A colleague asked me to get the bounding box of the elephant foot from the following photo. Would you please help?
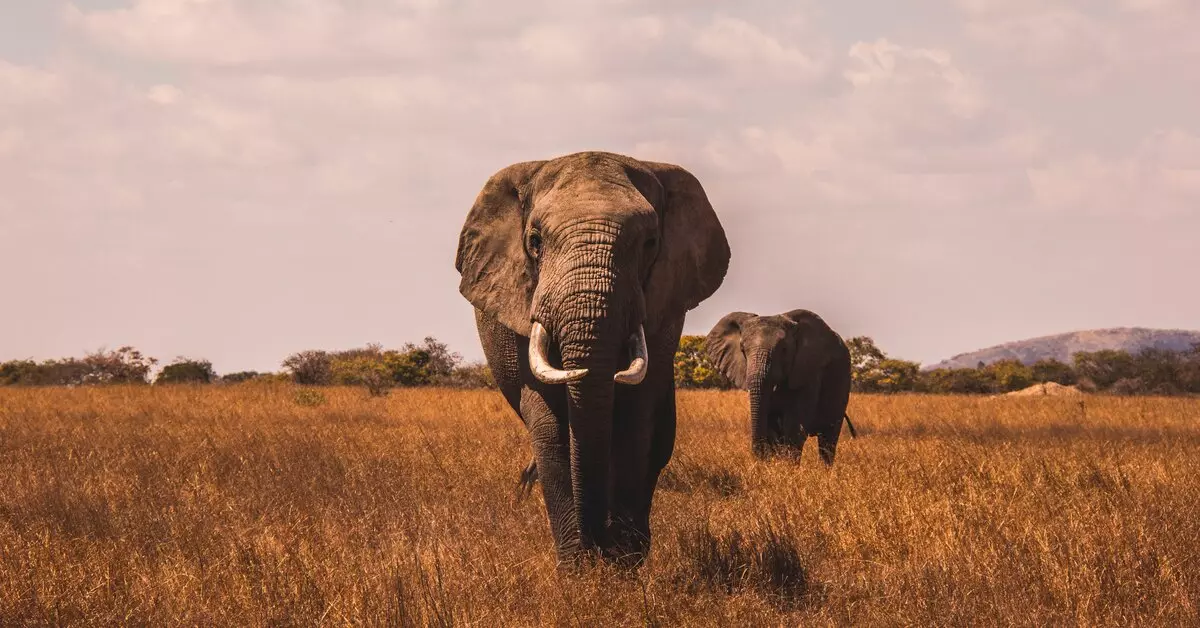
[552,526,649,572]
[752,441,804,463]
[555,543,608,573]
[605,529,651,571]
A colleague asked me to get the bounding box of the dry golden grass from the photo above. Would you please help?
[0,386,1197,626]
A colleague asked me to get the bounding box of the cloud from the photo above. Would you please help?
[2,1,1198,371]
[641,38,1046,215]
[1028,129,1200,217]
[691,15,828,82]
[957,0,1200,82]
[61,0,432,68]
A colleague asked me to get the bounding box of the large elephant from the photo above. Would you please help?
[705,309,857,464]
[454,151,730,567]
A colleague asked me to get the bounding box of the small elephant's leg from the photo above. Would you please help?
[766,398,786,448]
[813,358,852,467]
[816,431,839,466]
[780,383,820,458]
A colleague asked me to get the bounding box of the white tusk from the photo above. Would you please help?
[614,324,648,385]
[529,322,588,384]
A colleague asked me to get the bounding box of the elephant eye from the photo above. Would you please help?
[528,231,543,259]
[645,236,657,251]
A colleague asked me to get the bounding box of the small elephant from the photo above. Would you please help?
[454,151,730,567]
[705,309,857,463]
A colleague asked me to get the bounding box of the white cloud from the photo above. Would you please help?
[61,0,432,67]
[957,0,1200,82]
[1,1,1198,370]
[691,15,828,82]
[1028,129,1200,217]
[146,83,181,105]
[0,59,63,104]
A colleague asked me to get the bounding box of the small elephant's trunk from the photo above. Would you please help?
[746,349,773,457]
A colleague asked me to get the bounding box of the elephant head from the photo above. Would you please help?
[455,151,730,557]
[705,309,853,457]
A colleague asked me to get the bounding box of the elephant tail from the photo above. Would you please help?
[515,457,538,500]
[844,413,859,438]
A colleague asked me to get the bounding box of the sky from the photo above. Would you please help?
[1,0,1197,373]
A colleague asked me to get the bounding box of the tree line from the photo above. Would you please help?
[0,338,493,394]
[674,335,1200,396]
[3,335,1200,396]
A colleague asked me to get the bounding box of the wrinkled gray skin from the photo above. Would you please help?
[705,310,855,464]
[454,151,730,568]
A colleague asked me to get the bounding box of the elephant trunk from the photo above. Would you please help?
[531,223,643,558]
[557,296,628,557]
[746,348,773,457]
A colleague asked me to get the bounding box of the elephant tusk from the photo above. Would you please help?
[614,324,648,385]
[529,321,588,384]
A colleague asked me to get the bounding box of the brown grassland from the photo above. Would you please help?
[0,386,1197,626]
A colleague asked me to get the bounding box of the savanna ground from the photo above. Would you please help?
[0,386,1197,627]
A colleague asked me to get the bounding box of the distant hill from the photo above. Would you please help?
[925,327,1200,371]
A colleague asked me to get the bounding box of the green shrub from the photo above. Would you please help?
[674,335,731,389]
[434,362,497,389]
[292,389,327,407]
[155,358,216,385]
[331,355,394,396]
[281,350,333,385]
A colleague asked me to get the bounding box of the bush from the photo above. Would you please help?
[282,338,466,393]
[986,359,1034,392]
[0,360,39,386]
[1109,377,1146,396]
[434,362,497,389]
[921,368,996,394]
[292,389,327,407]
[1073,350,1137,390]
[155,358,216,385]
[403,337,461,380]
[331,355,394,396]
[281,350,333,385]
[221,371,263,384]
[674,335,732,389]
[1,347,159,386]
[1031,359,1076,386]
[856,358,922,393]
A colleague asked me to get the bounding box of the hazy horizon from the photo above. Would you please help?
[2,1,1197,374]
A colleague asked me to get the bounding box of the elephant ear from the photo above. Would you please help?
[781,309,826,390]
[454,160,547,337]
[705,312,756,389]
[642,161,731,333]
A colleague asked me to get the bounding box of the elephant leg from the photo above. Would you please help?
[814,359,852,467]
[607,322,682,568]
[474,308,524,419]
[475,308,542,493]
[766,392,787,448]
[781,381,820,458]
[520,384,577,562]
[816,431,839,466]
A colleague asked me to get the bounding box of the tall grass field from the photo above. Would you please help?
[0,386,1196,626]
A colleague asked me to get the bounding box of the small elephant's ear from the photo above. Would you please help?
[455,160,546,337]
[781,310,825,390]
[642,161,731,332]
[705,312,756,389]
